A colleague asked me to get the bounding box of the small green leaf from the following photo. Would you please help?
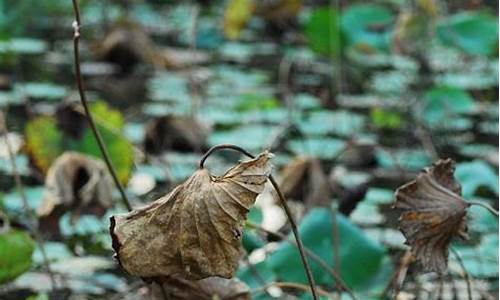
[0,229,35,284]
[25,117,63,174]
[370,108,403,129]
[305,7,341,56]
[437,12,499,56]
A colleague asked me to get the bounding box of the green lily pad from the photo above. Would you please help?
[299,110,365,137]
[452,233,498,278]
[341,3,394,52]
[0,229,35,284]
[15,82,67,101]
[267,208,386,288]
[0,38,48,55]
[3,186,45,215]
[370,108,403,129]
[437,11,499,56]
[422,86,476,125]
[288,138,345,160]
[376,148,431,171]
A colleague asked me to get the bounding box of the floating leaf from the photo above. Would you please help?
[0,229,35,284]
[267,207,386,288]
[376,148,431,171]
[422,86,476,125]
[304,7,341,56]
[394,159,470,273]
[111,152,273,280]
[341,3,394,52]
[0,38,48,55]
[287,138,345,160]
[452,233,498,278]
[370,108,403,129]
[437,12,499,56]
[455,160,499,197]
[15,82,67,101]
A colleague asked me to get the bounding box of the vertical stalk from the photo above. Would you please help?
[71,0,132,212]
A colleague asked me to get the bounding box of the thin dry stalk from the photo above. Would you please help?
[71,0,132,211]
[468,201,499,217]
[245,221,357,300]
[451,247,472,300]
[0,111,57,289]
[199,144,319,300]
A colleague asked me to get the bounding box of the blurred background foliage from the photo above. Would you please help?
[0,0,498,299]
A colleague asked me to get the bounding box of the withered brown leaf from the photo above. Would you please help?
[110,151,273,280]
[394,158,470,273]
[279,156,331,208]
[38,152,113,232]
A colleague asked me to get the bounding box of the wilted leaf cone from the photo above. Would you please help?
[394,158,470,273]
[110,151,273,280]
[38,152,114,220]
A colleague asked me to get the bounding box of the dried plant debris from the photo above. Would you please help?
[110,152,273,280]
[151,276,250,300]
[38,152,113,229]
[93,23,159,74]
[279,156,331,208]
[394,158,470,273]
[144,115,211,154]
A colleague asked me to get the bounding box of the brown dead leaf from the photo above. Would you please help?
[93,23,159,74]
[144,115,210,154]
[394,158,470,273]
[38,152,113,232]
[279,156,330,208]
[151,276,250,300]
[110,152,273,280]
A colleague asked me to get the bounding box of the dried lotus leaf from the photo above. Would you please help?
[394,158,470,273]
[38,152,113,219]
[110,151,273,280]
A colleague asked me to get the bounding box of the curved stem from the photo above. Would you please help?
[200,144,319,300]
[71,0,132,211]
[468,201,499,217]
[199,144,254,169]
